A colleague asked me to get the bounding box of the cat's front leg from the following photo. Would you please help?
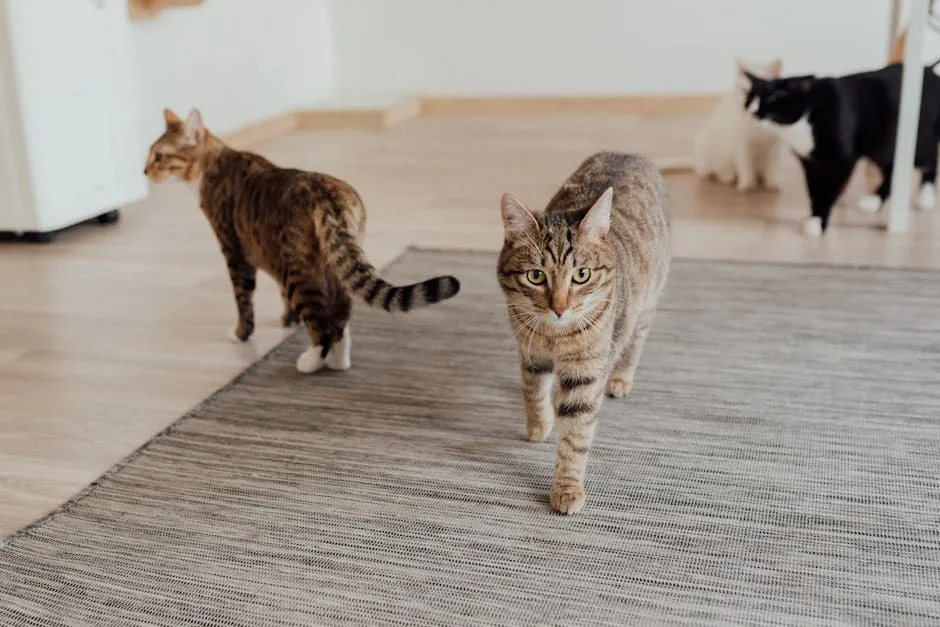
[550,362,607,515]
[225,257,257,342]
[801,160,853,235]
[733,142,758,191]
[519,356,555,442]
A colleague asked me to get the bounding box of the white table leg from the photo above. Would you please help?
[888,0,929,233]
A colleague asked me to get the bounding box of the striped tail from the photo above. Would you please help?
[316,214,460,312]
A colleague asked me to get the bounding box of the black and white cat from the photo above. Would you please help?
[743,61,940,235]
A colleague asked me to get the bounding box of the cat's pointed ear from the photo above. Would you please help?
[767,57,783,78]
[163,108,182,127]
[580,187,613,242]
[183,108,206,143]
[501,193,538,242]
[735,60,757,92]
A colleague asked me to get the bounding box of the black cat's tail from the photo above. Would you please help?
[315,205,460,313]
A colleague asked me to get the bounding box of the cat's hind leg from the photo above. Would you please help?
[917,165,936,210]
[290,270,354,373]
[325,325,352,371]
[858,164,891,214]
[286,275,331,373]
[324,286,353,371]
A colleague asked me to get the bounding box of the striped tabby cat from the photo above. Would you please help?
[144,108,459,373]
[498,152,671,514]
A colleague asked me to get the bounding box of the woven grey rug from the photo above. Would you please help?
[2,249,940,626]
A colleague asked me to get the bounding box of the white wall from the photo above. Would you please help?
[328,0,916,100]
[133,0,334,141]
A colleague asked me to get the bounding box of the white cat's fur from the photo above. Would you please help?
[694,58,786,191]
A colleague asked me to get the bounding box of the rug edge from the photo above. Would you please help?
[5,248,936,543]
[0,245,420,545]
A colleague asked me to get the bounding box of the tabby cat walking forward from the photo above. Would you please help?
[498,152,671,514]
[144,108,459,373]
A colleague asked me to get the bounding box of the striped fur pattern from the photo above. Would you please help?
[497,152,672,514]
[144,108,459,373]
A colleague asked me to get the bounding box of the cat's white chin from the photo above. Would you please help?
[542,312,581,328]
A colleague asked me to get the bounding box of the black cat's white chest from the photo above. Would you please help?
[768,117,815,158]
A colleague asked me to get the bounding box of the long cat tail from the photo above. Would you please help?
[315,213,460,312]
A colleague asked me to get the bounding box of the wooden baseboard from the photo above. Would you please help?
[222,94,713,149]
[222,112,299,150]
[294,97,421,132]
[382,97,422,127]
[419,94,720,116]
[128,0,204,21]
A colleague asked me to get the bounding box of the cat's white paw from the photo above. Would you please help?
[228,326,245,343]
[761,177,782,192]
[917,183,936,211]
[857,194,883,213]
[802,217,822,236]
[326,327,352,371]
[296,346,325,373]
[736,178,757,192]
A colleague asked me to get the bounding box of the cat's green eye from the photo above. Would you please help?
[525,269,547,285]
[572,268,592,284]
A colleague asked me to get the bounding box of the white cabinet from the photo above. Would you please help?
[0,0,147,240]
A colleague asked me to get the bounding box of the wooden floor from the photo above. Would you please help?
[2,113,939,536]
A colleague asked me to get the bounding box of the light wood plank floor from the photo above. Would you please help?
[2,113,938,536]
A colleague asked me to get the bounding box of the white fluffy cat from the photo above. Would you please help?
[693,58,786,191]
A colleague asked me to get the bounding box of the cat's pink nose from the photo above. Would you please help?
[551,305,567,317]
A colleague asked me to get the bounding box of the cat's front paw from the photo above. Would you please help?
[801,217,822,237]
[228,322,253,343]
[550,482,586,515]
[735,178,757,192]
[857,194,883,213]
[526,420,553,443]
[917,183,936,211]
[296,346,326,373]
[605,376,633,398]
[760,176,782,192]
